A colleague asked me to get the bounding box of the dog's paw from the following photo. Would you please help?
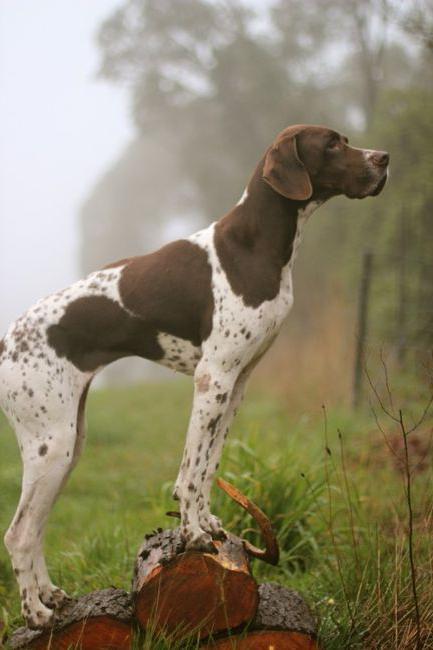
[209,515,228,541]
[201,514,227,541]
[39,585,71,610]
[23,601,54,630]
[184,530,218,554]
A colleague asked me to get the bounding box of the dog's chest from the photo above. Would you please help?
[157,207,314,374]
[187,223,296,369]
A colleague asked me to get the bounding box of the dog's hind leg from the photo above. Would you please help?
[5,419,79,627]
[3,381,90,629]
[30,382,91,611]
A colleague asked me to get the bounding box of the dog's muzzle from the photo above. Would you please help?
[369,150,389,195]
[370,170,388,196]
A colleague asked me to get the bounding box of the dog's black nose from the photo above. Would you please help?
[372,151,389,167]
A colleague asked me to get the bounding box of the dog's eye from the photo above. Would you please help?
[327,139,341,151]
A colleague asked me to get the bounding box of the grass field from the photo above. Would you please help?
[0,374,432,648]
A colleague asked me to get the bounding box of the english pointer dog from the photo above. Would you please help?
[0,124,389,628]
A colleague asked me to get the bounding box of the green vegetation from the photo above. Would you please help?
[1,377,431,648]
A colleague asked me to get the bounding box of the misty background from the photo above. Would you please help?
[1,0,432,400]
[0,0,132,329]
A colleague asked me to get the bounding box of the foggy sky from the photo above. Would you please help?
[0,1,132,332]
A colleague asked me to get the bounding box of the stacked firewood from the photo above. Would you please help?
[9,480,319,650]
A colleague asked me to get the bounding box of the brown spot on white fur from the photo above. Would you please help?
[38,444,48,457]
[197,373,211,393]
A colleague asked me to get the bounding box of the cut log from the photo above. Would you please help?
[9,588,133,650]
[132,526,258,640]
[204,582,319,649]
[206,630,320,649]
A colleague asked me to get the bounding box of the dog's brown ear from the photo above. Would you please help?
[263,133,312,201]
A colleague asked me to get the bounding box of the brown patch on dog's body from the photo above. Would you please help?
[47,295,164,372]
[47,240,214,373]
[118,241,214,345]
[214,164,299,308]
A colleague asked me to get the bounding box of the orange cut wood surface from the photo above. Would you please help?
[134,544,258,639]
[19,616,132,650]
[206,630,320,649]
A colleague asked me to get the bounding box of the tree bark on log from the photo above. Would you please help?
[9,588,133,650]
[253,583,317,636]
[132,527,258,640]
[204,583,319,649]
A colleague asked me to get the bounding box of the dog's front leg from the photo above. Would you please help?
[197,365,252,537]
[175,362,236,552]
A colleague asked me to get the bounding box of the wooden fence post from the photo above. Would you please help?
[397,209,407,365]
[353,250,373,409]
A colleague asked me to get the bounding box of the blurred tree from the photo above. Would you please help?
[399,0,433,51]
[94,0,416,225]
[298,86,433,353]
[79,0,431,380]
[80,133,202,272]
[273,0,414,127]
[96,0,333,216]
[367,89,433,350]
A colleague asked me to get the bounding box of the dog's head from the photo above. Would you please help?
[263,124,389,201]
